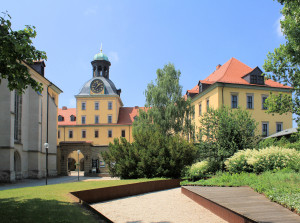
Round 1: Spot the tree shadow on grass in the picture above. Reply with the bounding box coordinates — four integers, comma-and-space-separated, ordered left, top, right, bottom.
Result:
0, 197, 98, 223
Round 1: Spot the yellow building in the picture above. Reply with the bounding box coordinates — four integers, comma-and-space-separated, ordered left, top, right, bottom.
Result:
57, 49, 142, 176
185, 58, 293, 137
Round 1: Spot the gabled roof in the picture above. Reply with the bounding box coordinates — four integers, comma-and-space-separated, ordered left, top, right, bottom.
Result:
58, 108, 76, 126
186, 58, 292, 96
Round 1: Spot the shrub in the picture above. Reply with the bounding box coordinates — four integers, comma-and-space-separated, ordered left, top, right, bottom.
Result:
249, 147, 300, 173
185, 160, 210, 181
225, 146, 300, 173
103, 133, 197, 179
224, 149, 253, 173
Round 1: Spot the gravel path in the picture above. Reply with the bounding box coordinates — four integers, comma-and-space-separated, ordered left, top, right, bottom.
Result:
91, 188, 227, 223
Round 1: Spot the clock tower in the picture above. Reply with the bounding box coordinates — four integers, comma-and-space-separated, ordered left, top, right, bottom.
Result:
75, 47, 123, 126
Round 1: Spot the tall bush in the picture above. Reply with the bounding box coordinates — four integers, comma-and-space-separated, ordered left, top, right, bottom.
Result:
198, 106, 258, 170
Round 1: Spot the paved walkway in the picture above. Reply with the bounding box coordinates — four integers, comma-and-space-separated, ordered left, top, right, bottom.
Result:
0, 172, 119, 191
183, 186, 300, 223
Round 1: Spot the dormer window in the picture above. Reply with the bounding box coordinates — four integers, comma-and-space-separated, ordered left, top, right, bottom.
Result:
70, 115, 76, 121
250, 75, 264, 85
58, 115, 64, 122
244, 67, 265, 85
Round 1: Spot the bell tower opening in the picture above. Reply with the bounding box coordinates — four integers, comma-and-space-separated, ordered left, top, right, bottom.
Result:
91, 46, 111, 79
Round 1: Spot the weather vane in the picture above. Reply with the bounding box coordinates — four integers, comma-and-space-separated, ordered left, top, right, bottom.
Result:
100, 43, 103, 53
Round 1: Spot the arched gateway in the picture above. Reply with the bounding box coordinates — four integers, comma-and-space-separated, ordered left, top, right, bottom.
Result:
58, 141, 109, 176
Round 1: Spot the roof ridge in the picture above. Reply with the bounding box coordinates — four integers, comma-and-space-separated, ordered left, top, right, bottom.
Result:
217, 57, 234, 82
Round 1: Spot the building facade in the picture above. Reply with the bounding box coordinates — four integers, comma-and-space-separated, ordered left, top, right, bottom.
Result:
57, 49, 143, 176
0, 61, 62, 182
186, 58, 293, 138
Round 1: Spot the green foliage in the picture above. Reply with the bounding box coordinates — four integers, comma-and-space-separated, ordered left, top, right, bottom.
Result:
225, 146, 300, 173
0, 12, 46, 93
103, 133, 197, 179
104, 63, 198, 179
263, 0, 300, 125
137, 63, 194, 138
198, 106, 258, 170
181, 170, 300, 214
184, 160, 210, 181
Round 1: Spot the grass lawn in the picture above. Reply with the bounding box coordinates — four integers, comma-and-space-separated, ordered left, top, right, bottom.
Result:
181, 169, 300, 214
0, 178, 161, 223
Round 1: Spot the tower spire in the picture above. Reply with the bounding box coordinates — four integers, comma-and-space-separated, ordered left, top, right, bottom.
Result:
100, 43, 103, 53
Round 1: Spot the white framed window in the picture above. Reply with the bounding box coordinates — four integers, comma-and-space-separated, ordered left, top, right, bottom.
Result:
247, 94, 254, 109
262, 122, 269, 137
81, 102, 86, 110
95, 130, 99, 138
276, 122, 283, 133
121, 130, 125, 137
108, 101, 113, 110
95, 115, 99, 124
108, 115, 112, 124
262, 95, 268, 110
82, 130, 86, 138
95, 102, 99, 110
108, 130, 112, 138
69, 130, 73, 138
81, 116, 86, 124
231, 94, 238, 109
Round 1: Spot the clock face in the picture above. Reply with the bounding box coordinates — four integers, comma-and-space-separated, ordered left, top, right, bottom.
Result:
90, 79, 104, 93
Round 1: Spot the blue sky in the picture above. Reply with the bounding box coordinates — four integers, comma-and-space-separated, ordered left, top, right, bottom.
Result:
3, 0, 293, 124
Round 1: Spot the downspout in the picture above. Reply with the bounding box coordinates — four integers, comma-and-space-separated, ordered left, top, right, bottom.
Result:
129, 125, 131, 143
46, 83, 53, 184
222, 84, 224, 106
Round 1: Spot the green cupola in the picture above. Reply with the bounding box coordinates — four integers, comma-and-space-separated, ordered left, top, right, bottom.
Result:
91, 45, 111, 79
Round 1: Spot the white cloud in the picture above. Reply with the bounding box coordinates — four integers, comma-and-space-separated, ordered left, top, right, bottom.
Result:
68, 98, 76, 108
109, 51, 119, 63
275, 15, 284, 37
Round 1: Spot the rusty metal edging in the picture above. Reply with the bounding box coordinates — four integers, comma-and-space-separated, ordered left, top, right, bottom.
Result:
181, 186, 257, 223
70, 179, 181, 204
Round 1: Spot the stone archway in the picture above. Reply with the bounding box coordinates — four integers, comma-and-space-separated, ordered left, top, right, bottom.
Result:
58, 142, 92, 176
14, 151, 22, 180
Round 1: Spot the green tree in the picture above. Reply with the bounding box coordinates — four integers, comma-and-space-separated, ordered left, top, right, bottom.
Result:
103, 63, 198, 179
135, 63, 194, 138
263, 0, 300, 125
198, 106, 258, 171
0, 12, 47, 93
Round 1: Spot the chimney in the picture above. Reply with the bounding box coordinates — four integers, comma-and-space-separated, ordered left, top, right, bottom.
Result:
134, 106, 139, 109
216, 64, 221, 70
62, 106, 68, 110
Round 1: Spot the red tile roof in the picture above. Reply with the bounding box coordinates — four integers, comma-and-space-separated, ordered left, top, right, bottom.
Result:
58, 106, 148, 126
58, 108, 76, 126
117, 107, 148, 124
186, 58, 292, 96
203, 57, 292, 88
